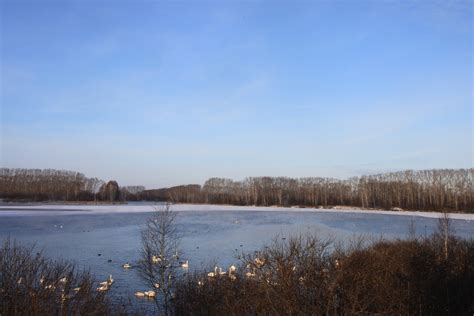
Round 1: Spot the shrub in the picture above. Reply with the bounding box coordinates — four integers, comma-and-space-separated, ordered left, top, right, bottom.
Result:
0, 239, 117, 315
173, 234, 474, 315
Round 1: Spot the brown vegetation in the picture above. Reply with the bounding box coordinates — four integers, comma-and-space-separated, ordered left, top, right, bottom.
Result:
174, 233, 474, 315
0, 239, 121, 315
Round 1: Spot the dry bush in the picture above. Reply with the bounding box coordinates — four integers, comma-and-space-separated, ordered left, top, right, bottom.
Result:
174, 234, 338, 315
173, 233, 474, 315
0, 239, 120, 316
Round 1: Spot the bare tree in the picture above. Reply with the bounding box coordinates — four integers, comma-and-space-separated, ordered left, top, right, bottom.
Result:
138, 204, 181, 315
2, 168, 472, 212
437, 211, 453, 260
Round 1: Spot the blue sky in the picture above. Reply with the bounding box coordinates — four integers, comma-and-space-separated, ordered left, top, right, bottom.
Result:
1, 0, 472, 188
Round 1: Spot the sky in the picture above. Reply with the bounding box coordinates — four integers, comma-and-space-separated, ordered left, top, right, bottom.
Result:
1, 0, 472, 188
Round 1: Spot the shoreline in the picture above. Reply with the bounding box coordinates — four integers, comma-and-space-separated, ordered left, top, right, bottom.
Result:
0, 202, 473, 220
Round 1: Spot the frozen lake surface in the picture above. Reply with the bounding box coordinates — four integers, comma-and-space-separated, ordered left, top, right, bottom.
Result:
1, 203, 473, 308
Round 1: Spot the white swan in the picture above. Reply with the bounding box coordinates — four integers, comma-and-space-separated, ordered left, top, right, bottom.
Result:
107, 274, 114, 285
97, 285, 108, 292
97, 275, 113, 291
135, 291, 145, 297
208, 266, 218, 278
228, 265, 237, 274
145, 290, 156, 298
208, 266, 225, 277
245, 272, 256, 278
254, 257, 265, 267
181, 260, 189, 269
123, 263, 132, 269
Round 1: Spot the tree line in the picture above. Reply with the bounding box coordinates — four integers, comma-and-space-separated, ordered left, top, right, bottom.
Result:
140, 169, 473, 213
1, 168, 472, 212
0, 168, 144, 202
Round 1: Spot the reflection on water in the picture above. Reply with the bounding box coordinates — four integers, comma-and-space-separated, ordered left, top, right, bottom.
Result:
1, 207, 473, 310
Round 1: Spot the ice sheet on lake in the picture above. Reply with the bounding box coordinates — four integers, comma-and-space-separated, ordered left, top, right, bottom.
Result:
0, 203, 473, 220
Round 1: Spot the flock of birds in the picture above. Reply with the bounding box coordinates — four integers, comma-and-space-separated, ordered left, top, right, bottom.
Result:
124, 255, 268, 299
125, 260, 250, 299
18, 253, 337, 303
48, 223, 263, 300
120, 256, 190, 299
15, 254, 267, 304
94, 251, 251, 300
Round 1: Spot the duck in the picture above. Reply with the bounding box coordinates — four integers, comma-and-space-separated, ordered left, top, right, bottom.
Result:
123, 263, 132, 269
180, 260, 189, 269
135, 291, 145, 297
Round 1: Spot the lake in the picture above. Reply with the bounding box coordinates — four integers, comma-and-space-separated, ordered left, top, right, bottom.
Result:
1, 203, 473, 309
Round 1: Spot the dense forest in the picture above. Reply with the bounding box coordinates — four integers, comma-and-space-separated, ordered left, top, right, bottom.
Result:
1, 168, 472, 212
